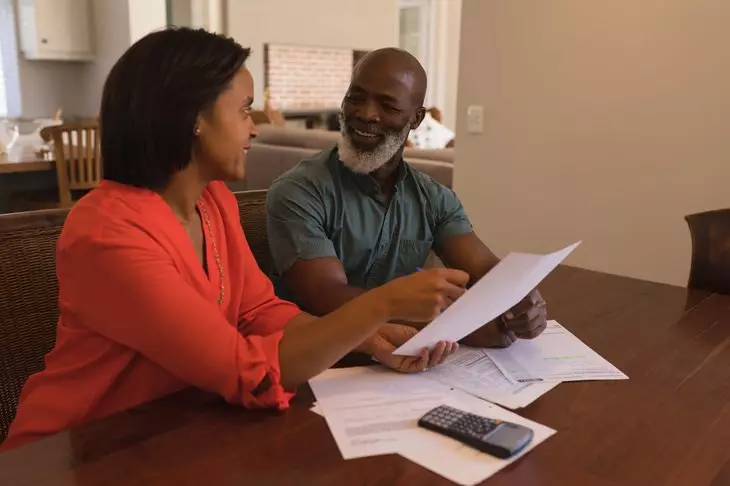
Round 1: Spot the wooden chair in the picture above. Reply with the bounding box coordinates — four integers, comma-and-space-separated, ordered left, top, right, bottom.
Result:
0, 209, 67, 443
10, 122, 101, 212
44, 122, 102, 208
234, 190, 272, 273
685, 209, 730, 294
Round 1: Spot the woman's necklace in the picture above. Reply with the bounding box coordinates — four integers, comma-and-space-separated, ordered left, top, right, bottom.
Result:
198, 200, 225, 305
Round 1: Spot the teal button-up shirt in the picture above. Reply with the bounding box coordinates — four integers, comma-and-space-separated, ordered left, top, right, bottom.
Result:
266, 146, 472, 303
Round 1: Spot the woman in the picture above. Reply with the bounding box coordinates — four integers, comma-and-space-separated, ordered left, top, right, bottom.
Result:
1, 28, 468, 450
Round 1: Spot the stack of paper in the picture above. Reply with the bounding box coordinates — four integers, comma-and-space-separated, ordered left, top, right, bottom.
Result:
422, 346, 559, 409
484, 321, 628, 383
309, 367, 556, 486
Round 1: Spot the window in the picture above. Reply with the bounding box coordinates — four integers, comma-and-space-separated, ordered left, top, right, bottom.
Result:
0, 39, 7, 117
0, 0, 20, 118
399, 0, 434, 105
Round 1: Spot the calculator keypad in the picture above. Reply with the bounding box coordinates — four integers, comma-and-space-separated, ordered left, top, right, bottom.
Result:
452, 414, 499, 437
422, 405, 500, 438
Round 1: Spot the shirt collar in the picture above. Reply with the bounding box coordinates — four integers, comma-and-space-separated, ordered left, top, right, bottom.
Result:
333, 147, 408, 197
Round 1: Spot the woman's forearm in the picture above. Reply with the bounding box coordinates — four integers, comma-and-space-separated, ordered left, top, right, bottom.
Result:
278, 292, 390, 389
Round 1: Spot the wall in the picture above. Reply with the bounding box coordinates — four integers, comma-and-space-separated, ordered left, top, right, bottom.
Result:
168, 0, 191, 27
77, 0, 166, 116
454, 0, 730, 286
6, 0, 86, 118
226, 0, 399, 107
76, 0, 130, 116
267, 44, 352, 109
127, 0, 166, 43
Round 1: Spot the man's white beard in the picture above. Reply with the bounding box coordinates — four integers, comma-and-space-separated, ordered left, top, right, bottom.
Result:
337, 114, 410, 174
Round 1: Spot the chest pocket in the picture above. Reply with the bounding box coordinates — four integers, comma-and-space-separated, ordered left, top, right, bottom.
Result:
395, 239, 434, 278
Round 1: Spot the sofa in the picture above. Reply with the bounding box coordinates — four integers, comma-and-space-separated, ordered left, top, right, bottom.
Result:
227, 125, 455, 192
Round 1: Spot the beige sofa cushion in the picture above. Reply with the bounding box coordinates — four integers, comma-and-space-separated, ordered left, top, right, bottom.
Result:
239, 143, 319, 191
255, 125, 339, 150
408, 159, 453, 188
403, 147, 454, 164
234, 142, 453, 193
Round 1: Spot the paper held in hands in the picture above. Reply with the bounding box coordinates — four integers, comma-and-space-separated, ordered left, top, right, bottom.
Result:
393, 241, 581, 356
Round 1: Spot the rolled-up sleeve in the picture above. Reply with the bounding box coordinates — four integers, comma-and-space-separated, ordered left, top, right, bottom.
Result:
266, 176, 337, 275
433, 185, 474, 250
236, 229, 303, 408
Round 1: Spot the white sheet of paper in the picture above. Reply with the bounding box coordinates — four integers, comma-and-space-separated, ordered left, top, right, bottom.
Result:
309, 367, 449, 459
398, 391, 555, 486
309, 367, 556, 485
485, 320, 629, 383
423, 346, 559, 409
393, 242, 581, 356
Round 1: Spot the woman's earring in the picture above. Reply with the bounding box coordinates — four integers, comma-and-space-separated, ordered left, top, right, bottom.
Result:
194, 126, 201, 136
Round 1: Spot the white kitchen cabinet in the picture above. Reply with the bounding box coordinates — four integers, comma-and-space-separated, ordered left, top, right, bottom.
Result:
17, 0, 94, 61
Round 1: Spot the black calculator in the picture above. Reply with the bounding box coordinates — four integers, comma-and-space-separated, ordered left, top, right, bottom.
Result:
418, 405, 534, 459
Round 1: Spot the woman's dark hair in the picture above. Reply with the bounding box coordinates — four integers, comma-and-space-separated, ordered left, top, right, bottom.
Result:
100, 27, 251, 189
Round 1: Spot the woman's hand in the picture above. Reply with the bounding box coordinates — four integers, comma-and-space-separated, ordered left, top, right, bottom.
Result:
376, 268, 470, 323
358, 323, 458, 373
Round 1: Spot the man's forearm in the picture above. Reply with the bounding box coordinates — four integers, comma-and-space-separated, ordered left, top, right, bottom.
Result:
298, 283, 367, 317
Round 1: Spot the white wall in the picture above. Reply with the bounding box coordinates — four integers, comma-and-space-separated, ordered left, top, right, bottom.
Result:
455, 0, 730, 286
77, 0, 166, 116
76, 0, 130, 116
127, 0, 166, 43
226, 0, 399, 107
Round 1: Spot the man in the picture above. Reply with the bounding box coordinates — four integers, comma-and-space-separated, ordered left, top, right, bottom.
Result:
266, 48, 547, 371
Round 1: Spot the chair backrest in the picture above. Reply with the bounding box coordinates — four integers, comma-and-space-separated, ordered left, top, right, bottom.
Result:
685, 209, 730, 294
41, 122, 102, 207
234, 190, 272, 274
0, 208, 68, 443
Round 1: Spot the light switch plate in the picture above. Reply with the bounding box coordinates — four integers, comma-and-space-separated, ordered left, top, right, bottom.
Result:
466, 105, 484, 134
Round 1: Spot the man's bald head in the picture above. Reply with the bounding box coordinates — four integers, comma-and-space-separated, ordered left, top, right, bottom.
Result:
337, 48, 428, 174
353, 48, 427, 108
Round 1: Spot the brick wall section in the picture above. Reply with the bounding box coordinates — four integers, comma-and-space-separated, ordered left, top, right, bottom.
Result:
267, 44, 352, 110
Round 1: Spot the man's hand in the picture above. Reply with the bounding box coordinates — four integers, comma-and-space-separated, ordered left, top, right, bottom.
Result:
461, 289, 548, 348
501, 289, 547, 339
358, 323, 458, 373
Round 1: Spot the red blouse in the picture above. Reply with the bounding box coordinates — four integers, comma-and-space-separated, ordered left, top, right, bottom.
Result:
2, 180, 302, 450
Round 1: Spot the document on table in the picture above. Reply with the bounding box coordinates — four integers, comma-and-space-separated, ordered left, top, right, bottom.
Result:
309, 367, 449, 459
485, 320, 629, 383
393, 242, 581, 356
422, 346, 559, 409
309, 367, 556, 486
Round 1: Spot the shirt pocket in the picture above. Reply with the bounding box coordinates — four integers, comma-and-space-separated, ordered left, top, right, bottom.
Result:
395, 239, 434, 278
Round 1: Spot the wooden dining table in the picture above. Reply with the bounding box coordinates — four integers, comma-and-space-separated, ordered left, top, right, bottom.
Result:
0, 145, 55, 174
1, 266, 730, 486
